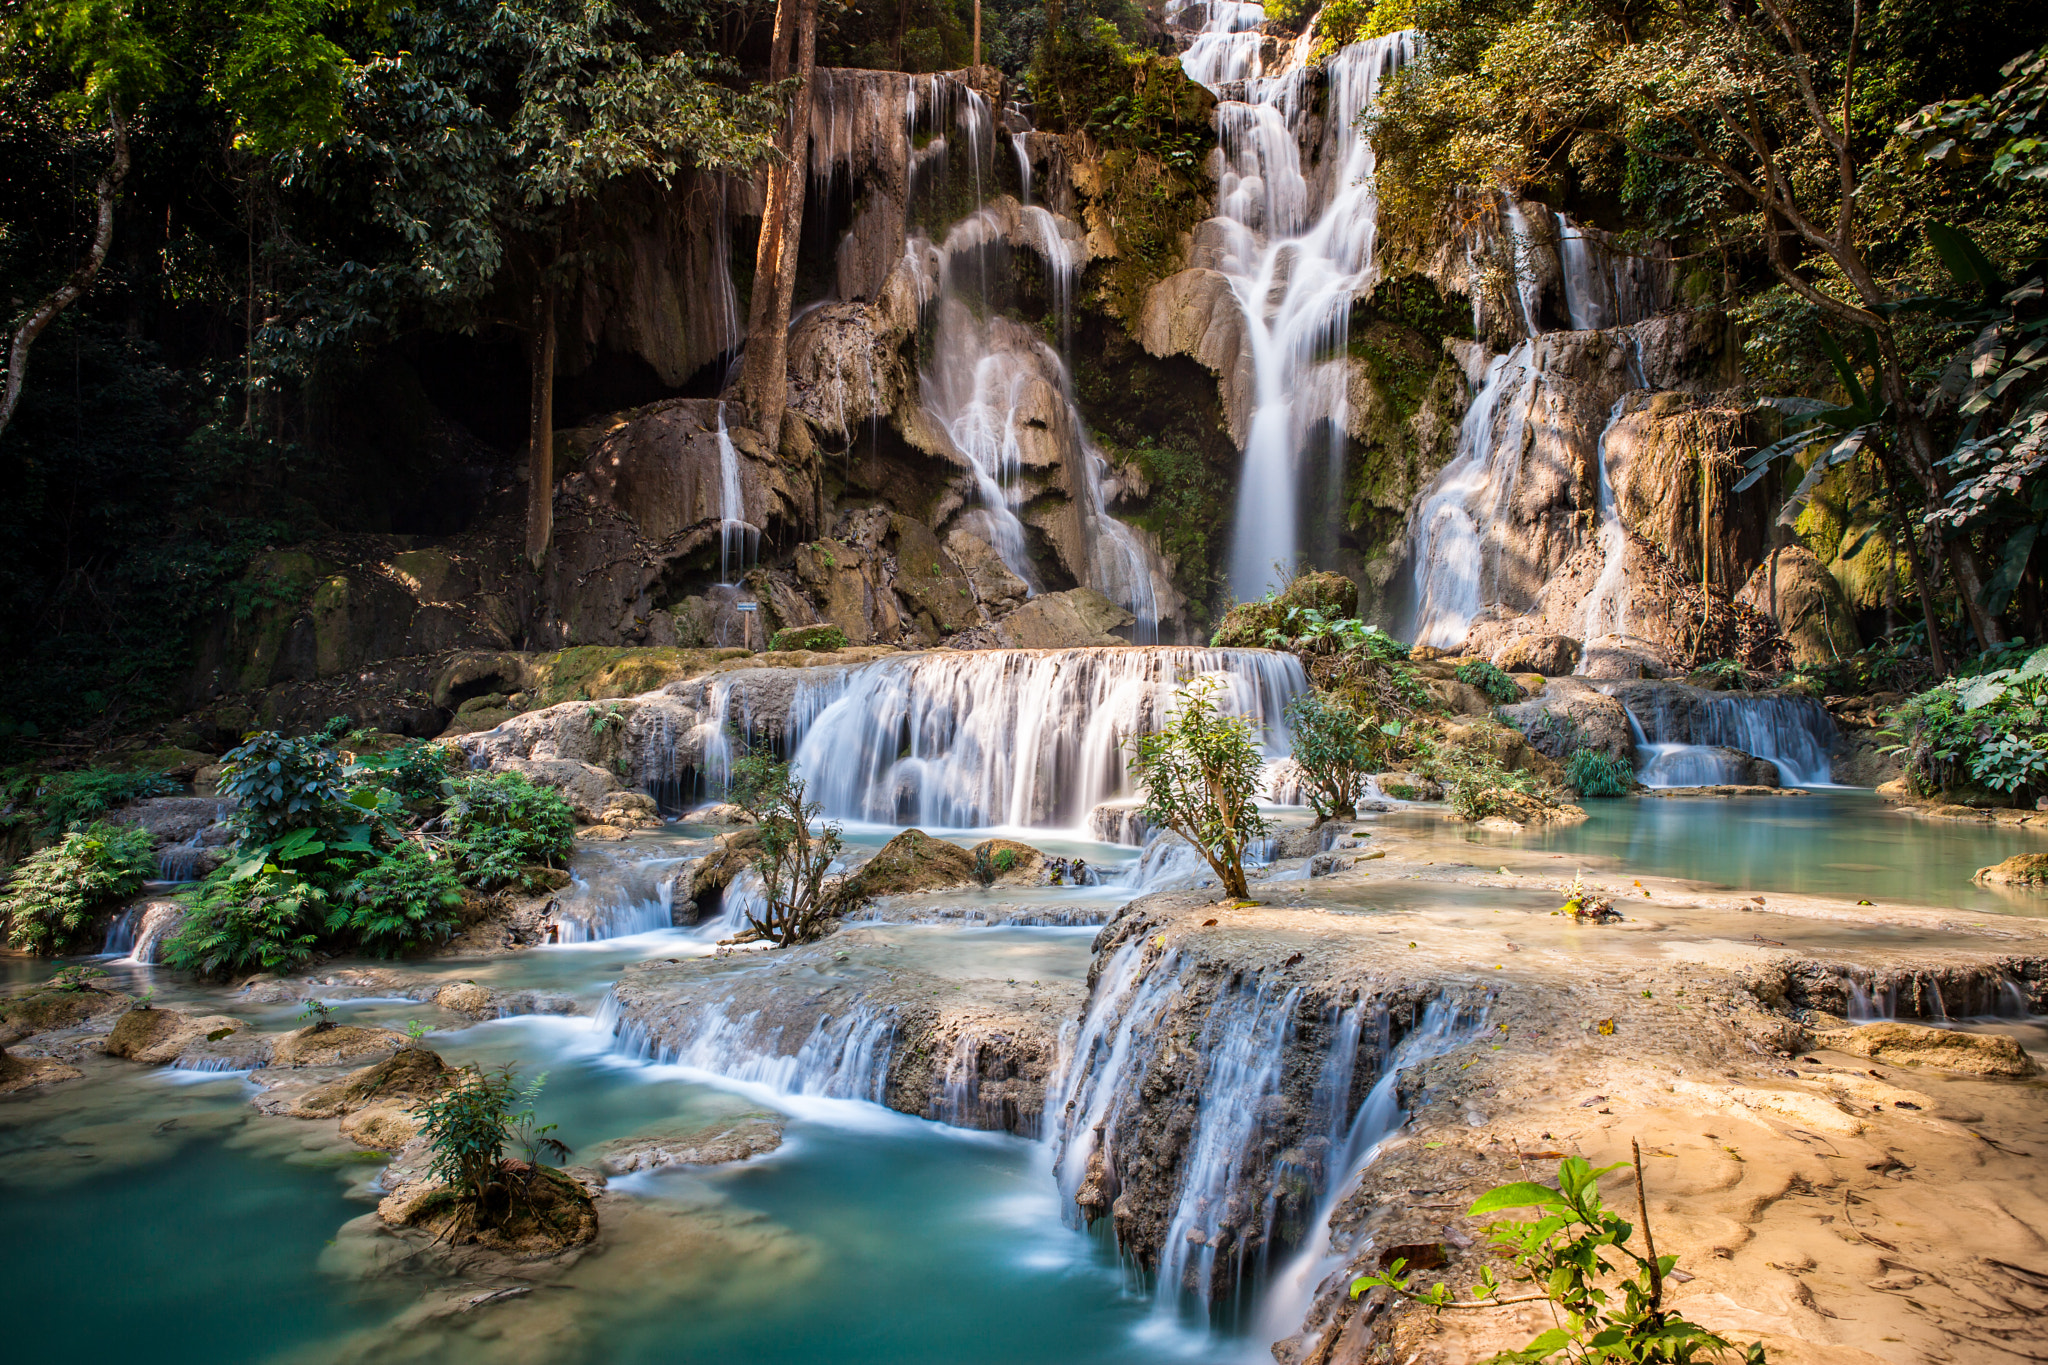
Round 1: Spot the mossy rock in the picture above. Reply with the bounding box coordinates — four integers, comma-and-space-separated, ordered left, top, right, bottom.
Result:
290, 1045, 459, 1118
1976, 853, 2048, 888
845, 830, 977, 898
530, 646, 752, 704
1211, 570, 1360, 646
0, 987, 131, 1036
768, 625, 850, 653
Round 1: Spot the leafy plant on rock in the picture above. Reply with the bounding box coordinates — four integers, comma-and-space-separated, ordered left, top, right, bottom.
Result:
217, 731, 347, 841
336, 841, 466, 956
445, 772, 576, 890
10, 768, 176, 838
727, 748, 850, 947
410, 1063, 575, 1236
1352, 1149, 1764, 1364
1887, 643, 2048, 800
1455, 659, 1523, 704
164, 864, 321, 979
1, 820, 155, 953
1565, 750, 1635, 799
1129, 676, 1270, 900
1284, 690, 1400, 820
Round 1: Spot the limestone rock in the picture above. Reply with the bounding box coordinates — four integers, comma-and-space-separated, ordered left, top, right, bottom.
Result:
1736, 546, 1859, 666
945, 529, 1029, 613
499, 757, 621, 823
104, 1007, 251, 1066
600, 790, 663, 830
1376, 772, 1443, 802
0, 987, 130, 1037
1502, 676, 1635, 765
1823, 1021, 2038, 1077
339, 1100, 425, 1150
1138, 267, 1255, 445
1578, 633, 1677, 680
290, 1045, 459, 1119
890, 515, 981, 634
1491, 633, 1582, 676
689, 803, 755, 826
968, 838, 1048, 886
270, 1024, 410, 1069
596, 1115, 786, 1173
987, 588, 1134, 648
1976, 853, 2048, 888
0, 1049, 82, 1094
846, 830, 977, 897
433, 982, 496, 1016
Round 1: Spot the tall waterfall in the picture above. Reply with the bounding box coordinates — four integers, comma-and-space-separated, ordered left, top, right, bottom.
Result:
1405, 342, 1541, 647
714, 401, 756, 584
781, 647, 1307, 828
889, 81, 1171, 637
1173, 11, 1416, 600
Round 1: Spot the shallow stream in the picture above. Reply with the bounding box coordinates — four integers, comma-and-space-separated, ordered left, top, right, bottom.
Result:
4, 792, 2045, 1362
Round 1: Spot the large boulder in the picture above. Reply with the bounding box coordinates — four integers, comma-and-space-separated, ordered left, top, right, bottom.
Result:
1736, 546, 1859, 666
845, 829, 977, 897
1491, 633, 1582, 677
1823, 1021, 2038, 1077
1578, 633, 1677, 681
104, 1007, 252, 1066
270, 1024, 411, 1069
289, 1046, 459, 1119
985, 588, 1134, 649
1501, 676, 1636, 766
945, 529, 1029, 613
1976, 853, 2048, 888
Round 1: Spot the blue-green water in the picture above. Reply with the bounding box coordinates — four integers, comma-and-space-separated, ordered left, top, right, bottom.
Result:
1401, 789, 2048, 914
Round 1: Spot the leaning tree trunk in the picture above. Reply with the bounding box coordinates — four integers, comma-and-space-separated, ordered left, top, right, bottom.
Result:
0, 106, 130, 443
740, 0, 819, 452
525, 283, 558, 569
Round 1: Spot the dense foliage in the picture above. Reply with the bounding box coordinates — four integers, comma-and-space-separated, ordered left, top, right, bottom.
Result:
0, 820, 155, 952
1284, 690, 1398, 820
1128, 677, 1270, 900
157, 728, 574, 974
1564, 749, 1634, 799
1, 767, 174, 838
1888, 642, 2048, 802
1454, 659, 1521, 704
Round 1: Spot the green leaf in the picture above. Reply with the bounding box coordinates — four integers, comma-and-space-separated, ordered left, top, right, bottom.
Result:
1467, 1181, 1566, 1215
1928, 222, 2008, 296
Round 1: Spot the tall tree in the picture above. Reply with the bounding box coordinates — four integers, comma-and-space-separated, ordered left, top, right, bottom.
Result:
739, 0, 819, 453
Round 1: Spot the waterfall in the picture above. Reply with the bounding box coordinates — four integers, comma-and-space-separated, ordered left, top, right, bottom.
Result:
606, 991, 897, 1102
764, 647, 1306, 828
715, 402, 756, 584
1620, 689, 1837, 786
1173, 13, 1416, 599
1555, 211, 1669, 333
102, 900, 185, 964
1257, 995, 1488, 1349
1405, 342, 1540, 647
553, 852, 694, 943
1578, 394, 1633, 642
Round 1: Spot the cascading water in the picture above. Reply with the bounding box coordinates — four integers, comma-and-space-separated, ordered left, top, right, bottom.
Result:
1173, 15, 1417, 599
1578, 393, 1633, 643
1620, 689, 1837, 786
1258, 995, 1489, 1349
1405, 342, 1540, 647
604, 991, 897, 1102
101, 900, 185, 964
765, 647, 1306, 828
714, 402, 756, 584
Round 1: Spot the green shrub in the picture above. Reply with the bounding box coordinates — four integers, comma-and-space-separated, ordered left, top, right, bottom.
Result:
1454, 660, 1522, 704
410, 1062, 573, 1238
768, 624, 850, 653
1418, 736, 1555, 821
218, 731, 347, 840
1129, 677, 1270, 899
447, 773, 576, 890
1888, 644, 2048, 802
1285, 690, 1400, 820
1564, 749, 1635, 798
1, 821, 156, 953
347, 740, 455, 806
164, 866, 321, 978
337, 843, 466, 956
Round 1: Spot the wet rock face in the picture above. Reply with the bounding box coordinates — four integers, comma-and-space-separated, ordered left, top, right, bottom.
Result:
596, 1116, 786, 1174
1735, 545, 1861, 666
104, 1007, 254, 1066
1501, 676, 1635, 766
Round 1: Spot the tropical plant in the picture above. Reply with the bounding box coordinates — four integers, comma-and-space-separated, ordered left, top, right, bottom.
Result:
1352, 1150, 1765, 1364
217, 730, 348, 841
1284, 690, 1399, 820
410, 1063, 572, 1227
336, 841, 466, 955
49, 963, 111, 992
347, 740, 455, 806
1455, 659, 1523, 704
1565, 750, 1635, 799
727, 749, 849, 946
1886, 643, 2048, 799
445, 772, 576, 889
163, 865, 321, 978
1419, 733, 1557, 822
1128, 677, 1270, 900
0, 820, 155, 952
298, 998, 335, 1031
10, 767, 175, 837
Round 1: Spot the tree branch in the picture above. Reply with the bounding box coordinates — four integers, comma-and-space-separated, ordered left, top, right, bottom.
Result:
0, 105, 131, 443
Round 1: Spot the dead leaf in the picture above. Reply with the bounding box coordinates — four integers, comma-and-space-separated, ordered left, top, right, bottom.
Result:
1596, 1018, 1616, 1036
1202, 918, 1218, 927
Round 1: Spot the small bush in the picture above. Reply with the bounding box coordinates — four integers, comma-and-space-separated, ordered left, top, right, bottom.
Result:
348, 740, 455, 806
218, 731, 347, 840
337, 843, 466, 956
447, 773, 576, 890
1564, 749, 1634, 798
1454, 659, 1522, 704
1888, 644, 2048, 802
769, 624, 849, 653
164, 866, 320, 978
1129, 677, 1270, 899
17, 768, 177, 837
1418, 735, 1556, 821
1, 821, 156, 953
410, 1063, 574, 1239
1285, 690, 1399, 820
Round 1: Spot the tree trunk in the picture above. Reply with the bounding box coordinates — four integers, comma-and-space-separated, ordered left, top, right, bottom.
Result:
525, 284, 558, 569
1879, 456, 1948, 674
1888, 368, 2006, 652
0, 106, 131, 443
740, 0, 819, 452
